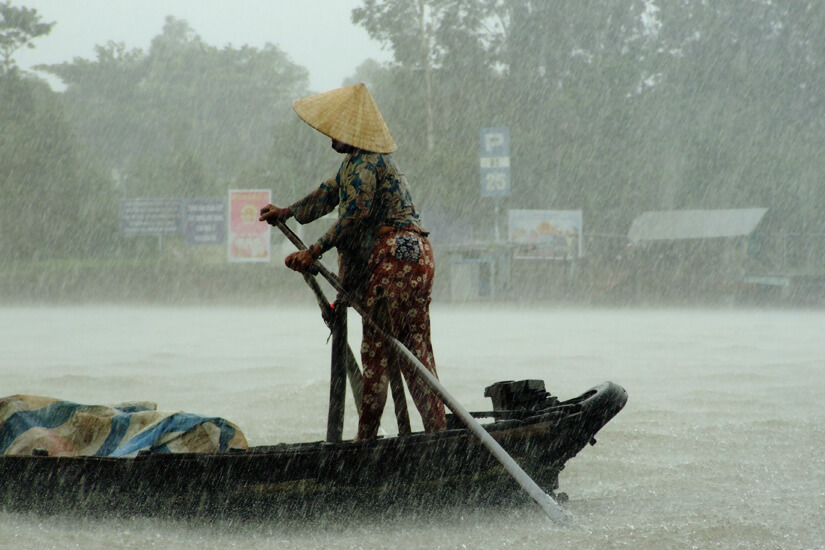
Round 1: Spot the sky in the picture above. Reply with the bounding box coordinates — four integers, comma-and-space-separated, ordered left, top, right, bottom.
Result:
14, 0, 393, 92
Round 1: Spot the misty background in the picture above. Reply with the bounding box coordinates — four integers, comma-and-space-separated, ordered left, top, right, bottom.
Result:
3, 5, 825, 547
2, 1, 824, 306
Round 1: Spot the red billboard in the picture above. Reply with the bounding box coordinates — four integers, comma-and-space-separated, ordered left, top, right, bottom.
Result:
228, 189, 271, 262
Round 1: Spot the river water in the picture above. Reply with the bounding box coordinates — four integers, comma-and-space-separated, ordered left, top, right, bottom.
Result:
1, 305, 823, 549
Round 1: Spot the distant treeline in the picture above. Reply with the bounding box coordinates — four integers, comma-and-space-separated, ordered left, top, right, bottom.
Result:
2, 1, 824, 267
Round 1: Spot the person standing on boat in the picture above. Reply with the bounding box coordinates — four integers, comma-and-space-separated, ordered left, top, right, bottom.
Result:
259, 83, 446, 441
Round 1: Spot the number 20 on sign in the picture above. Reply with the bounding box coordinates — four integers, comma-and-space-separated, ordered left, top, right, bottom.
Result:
480, 127, 510, 198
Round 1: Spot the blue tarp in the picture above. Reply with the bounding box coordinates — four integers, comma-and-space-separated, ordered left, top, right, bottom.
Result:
0, 395, 248, 457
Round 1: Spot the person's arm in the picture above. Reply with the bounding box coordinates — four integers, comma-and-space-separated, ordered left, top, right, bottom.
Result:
258, 176, 339, 226
289, 177, 339, 224
313, 160, 377, 255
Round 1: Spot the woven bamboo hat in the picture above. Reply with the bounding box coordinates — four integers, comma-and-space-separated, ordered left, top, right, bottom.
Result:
292, 83, 397, 154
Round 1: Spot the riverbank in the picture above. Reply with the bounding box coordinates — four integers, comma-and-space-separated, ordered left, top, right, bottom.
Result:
0, 259, 310, 305
2, 258, 823, 308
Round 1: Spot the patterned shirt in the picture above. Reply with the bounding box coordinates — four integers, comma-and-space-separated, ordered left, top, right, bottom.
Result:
290, 151, 424, 292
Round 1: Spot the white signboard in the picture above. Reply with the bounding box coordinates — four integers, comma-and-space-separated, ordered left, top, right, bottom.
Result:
120, 198, 182, 236
509, 209, 583, 260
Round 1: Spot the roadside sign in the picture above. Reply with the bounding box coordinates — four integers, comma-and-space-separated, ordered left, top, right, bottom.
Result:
480, 127, 511, 197
184, 199, 226, 246
509, 209, 584, 260
228, 189, 271, 262
120, 198, 182, 236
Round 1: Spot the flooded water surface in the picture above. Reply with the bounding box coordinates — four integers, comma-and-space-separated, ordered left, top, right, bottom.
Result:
1, 306, 823, 549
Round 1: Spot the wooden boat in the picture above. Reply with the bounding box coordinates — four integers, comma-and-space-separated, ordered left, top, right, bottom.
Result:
0, 379, 626, 518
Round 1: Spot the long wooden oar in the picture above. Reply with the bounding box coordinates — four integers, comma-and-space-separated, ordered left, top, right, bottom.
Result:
274, 220, 568, 523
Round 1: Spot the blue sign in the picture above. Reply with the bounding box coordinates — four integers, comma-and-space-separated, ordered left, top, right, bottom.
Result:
184, 199, 226, 246
480, 127, 511, 197
120, 198, 182, 236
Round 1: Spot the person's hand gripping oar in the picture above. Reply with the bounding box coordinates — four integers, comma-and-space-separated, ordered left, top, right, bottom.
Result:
260, 211, 569, 523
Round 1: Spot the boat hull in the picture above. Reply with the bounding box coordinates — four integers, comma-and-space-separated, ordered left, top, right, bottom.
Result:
0, 381, 627, 517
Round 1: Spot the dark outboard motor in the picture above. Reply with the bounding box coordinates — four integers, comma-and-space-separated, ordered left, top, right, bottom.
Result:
484, 380, 559, 412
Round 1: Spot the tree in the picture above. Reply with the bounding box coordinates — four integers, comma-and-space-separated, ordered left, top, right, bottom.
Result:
349, 0, 825, 243
0, 74, 116, 261
350, 0, 658, 232
354, 0, 498, 152
40, 16, 311, 189
0, 1, 53, 74
0, 4, 115, 261
354, 0, 439, 151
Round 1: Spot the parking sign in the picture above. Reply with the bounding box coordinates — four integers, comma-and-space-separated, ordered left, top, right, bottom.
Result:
480, 127, 510, 197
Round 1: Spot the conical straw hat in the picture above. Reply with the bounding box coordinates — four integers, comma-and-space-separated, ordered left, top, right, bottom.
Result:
292, 83, 397, 154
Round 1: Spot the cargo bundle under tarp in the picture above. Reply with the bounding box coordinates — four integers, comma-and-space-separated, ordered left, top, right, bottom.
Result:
0, 394, 248, 457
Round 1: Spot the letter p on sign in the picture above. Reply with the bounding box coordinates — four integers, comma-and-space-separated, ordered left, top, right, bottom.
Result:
485, 132, 504, 151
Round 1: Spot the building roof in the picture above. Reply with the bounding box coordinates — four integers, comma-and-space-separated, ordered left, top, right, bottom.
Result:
628, 208, 768, 244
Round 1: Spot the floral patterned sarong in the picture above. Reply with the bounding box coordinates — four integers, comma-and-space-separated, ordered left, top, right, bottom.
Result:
357, 230, 446, 440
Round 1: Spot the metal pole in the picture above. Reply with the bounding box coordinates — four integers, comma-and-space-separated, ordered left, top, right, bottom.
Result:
391, 341, 568, 523
494, 197, 501, 242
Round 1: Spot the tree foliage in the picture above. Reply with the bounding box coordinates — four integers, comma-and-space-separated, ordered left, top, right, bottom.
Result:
4, 1, 825, 268
0, 1, 53, 74
351, 0, 825, 237
0, 4, 117, 262
39, 16, 310, 197
0, 68, 114, 261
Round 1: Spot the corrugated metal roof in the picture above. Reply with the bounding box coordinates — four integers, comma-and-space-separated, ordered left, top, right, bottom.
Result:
628, 208, 768, 243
